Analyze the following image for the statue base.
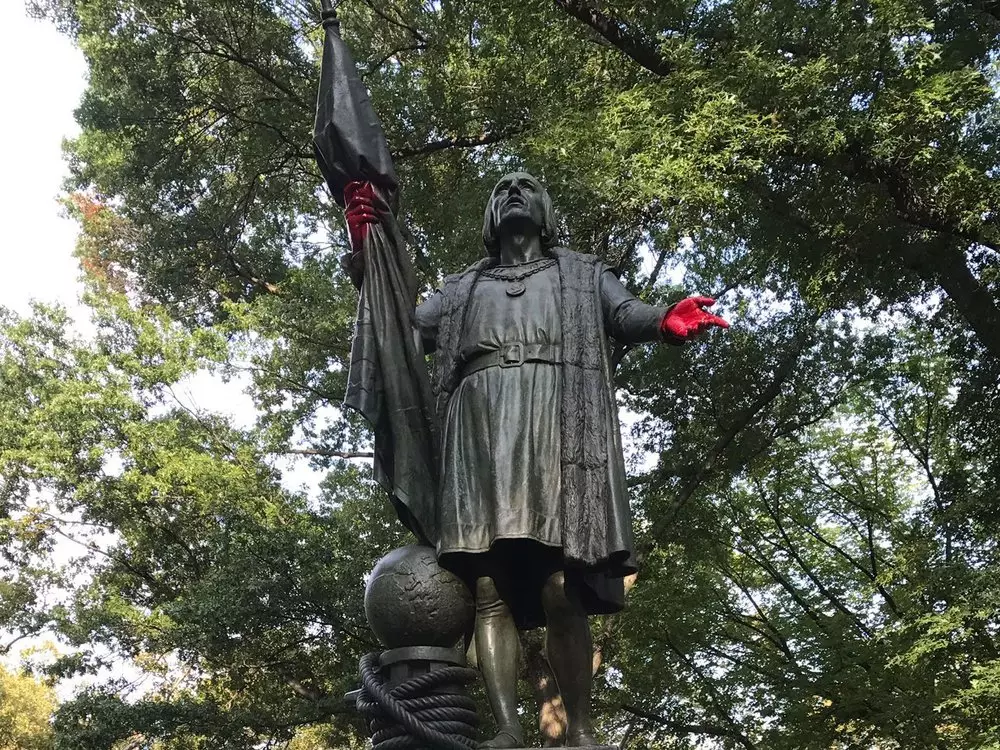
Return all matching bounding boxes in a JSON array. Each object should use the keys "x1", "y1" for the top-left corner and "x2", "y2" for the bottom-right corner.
[{"x1": 349, "y1": 646, "x2": 481, "y2": 750}]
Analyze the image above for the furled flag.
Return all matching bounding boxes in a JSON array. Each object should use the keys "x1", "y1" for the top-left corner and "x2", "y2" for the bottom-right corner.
[{"x1": 313, "y1": 0, "x2": 439, "y2": 545}]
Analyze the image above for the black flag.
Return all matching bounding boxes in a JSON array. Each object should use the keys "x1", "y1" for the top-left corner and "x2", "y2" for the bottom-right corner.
[
  {"x1": 313, "y1": 3, "x2": 396, "y2": 207},
  {"x1": 313, "y1": 2, "x2": 439, "y2": 545}
]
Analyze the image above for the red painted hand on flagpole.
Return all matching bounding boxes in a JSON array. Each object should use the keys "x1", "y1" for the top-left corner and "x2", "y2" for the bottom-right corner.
[
  {"x1": 661, "y1": 296, "x2": 729, "y2": 342},
  {"x1": 340, "y1": 180, "x2": 379, "y2": 288},
  {"x1": 344, "y1": 181, "x2": 379, "y2": 251}
]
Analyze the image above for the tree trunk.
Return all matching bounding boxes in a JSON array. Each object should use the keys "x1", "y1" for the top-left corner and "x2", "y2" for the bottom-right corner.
[
  {"x1": 893, "y1": 237, "x2": 1000, "y2": 360},
  {"x1": 930, "y1": 246, "x2": 1000, "y2": 361}
]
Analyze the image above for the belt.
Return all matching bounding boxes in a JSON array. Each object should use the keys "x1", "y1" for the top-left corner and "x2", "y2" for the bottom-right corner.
[{"x1": 460, "y1": 343, "x2": 562, "y2": 379}]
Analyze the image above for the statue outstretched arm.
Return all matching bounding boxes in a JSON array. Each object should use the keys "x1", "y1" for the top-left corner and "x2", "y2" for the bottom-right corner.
[
  {"x1": 600, "y1": 267, "x2": 728, "y2": 344},
  {"x1": 600, "y1": 268, "x2": 673, "y2": 344}
]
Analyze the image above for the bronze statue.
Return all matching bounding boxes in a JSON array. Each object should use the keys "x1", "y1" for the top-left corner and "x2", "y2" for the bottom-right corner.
[
  {"x1": 343, "y1": 172, "x2": 727, "y2": 748},
  {"x1": 313, "y1": 7, "x2": 727, "y2": 747}
]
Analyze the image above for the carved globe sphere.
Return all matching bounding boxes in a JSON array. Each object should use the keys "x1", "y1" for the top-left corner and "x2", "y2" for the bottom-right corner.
[{"x1": 364, "y1": 545, "x2": 474, "y2": 648}]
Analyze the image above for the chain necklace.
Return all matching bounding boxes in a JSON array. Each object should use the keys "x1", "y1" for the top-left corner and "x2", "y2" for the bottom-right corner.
[{"x1": 480, "y1": 257, "x2": 558, "y2": 297}]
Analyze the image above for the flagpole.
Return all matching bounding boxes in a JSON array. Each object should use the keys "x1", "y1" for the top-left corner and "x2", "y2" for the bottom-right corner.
[{"x1": 312, "y1": 0, "x2": 440, "y2": 544}]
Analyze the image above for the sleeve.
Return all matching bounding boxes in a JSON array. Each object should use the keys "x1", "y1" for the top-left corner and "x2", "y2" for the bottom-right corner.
[
  {"x1": 599, "y1": 267, "x2": 683, "y2": 345},
  {"x1": 414, "y1": 290, "x2": 443, "y2": 353}
]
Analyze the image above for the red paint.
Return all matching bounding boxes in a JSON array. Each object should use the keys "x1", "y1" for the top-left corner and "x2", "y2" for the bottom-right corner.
[
  {"x1": 661, "y1": 296, "x2": 729, "y2": 341},
  {"x1": 344, "y1": 180, "x2": 379, "y2": 252}
]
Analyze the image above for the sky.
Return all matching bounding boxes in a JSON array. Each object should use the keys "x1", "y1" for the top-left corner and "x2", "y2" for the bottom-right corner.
[{"x1": 0, "y1": 3, "x2": 89, "y2": 322}]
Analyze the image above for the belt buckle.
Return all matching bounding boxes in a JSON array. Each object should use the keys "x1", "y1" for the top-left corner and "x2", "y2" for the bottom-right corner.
[{"x1": 500, "y1": 342, "x2": 524, "y2": 367}]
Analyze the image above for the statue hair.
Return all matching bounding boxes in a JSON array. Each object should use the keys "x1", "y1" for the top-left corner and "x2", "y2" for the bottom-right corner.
[{"x1": 481, "y1": 175, "x2": 559, "y2": 257}]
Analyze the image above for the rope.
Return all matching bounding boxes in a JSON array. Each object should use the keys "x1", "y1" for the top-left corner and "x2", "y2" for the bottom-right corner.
[{"x1": 357, "y1": 652, "x2": 481, "y2": 750}]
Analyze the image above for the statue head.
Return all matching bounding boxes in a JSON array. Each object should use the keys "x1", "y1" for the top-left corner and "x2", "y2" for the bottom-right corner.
[{"x1": 482, "y1": 171, "x2": 559, "y2": 257}]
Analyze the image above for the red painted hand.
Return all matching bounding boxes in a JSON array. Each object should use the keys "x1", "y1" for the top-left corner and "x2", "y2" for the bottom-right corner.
[
  {"x1": 344, "y1": 180, "x2": 379, "y2": 253},
  {"x1": 661, "y1": 296, "x2": 730, "y2": 342}
]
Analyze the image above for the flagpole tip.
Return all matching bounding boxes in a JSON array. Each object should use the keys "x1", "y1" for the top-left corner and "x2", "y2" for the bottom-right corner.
[{"x1": 320, "y1": 0, "x2": 340, "y2": 30}]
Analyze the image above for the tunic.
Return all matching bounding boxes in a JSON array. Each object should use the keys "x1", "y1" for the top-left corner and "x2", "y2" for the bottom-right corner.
[{"x1": 439, "y1": 264, "x2": 563, "y2": 556}]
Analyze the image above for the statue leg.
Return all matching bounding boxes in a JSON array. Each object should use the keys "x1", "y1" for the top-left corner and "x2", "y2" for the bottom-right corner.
[
  {"x1": 476, "y1": 576, "x2": 525, "y2": 748},
  {"x1": 541, "y1": 570, "x2": 597, "y2": 747}
]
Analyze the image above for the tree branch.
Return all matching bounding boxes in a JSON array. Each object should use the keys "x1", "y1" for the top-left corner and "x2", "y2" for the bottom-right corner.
[
  {"x1": 760, "y1": 485, "x2": 873, "y2": 637},
  {"x1": 656, "y1": 630, "x2": 758, "y2": 749},
  {"x1": 646, "y1": 326, "x2": 815, "y2": 547},
  {"x1": 613, "y1": 701, "x2": 757, "y2": 749},
  {"x1": 160, "y1": 26, "x2": 310, "y2": 112},
  {"x1": 361, "y1": 43, "x2": 427, "y2": 77},
  {"x1": 553, "y1": 0, "x2": 674, "y2": 76},
  {"x1": 282, "y1": 448, "x2": 373, "y2": 459},
  {"x1": 392, "y1": 130, "x2": 515, "y2": 161}
]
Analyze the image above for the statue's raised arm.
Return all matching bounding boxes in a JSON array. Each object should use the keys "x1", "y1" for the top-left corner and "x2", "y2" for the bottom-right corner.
[{"x1": 313, "y1": 0, "x2": 439, "y2": 546}]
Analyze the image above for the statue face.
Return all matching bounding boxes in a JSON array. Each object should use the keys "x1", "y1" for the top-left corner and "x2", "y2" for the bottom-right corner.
[{"x1": 490, "y1": 172, "x2": 547, "y2": 233}]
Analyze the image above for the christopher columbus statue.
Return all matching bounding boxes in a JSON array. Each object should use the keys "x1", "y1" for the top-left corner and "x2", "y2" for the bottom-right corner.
[{"x1": 314, "y1": 6, "x2": 727, "y2": 748}]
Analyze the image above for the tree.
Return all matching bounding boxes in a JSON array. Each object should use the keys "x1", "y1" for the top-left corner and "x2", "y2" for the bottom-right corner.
[
  {"x1": 11, "y1": 0, "x2": 1000, "y2": 747},
  {"x1": 0, "y1": 666, "x2": 56, "y2": 750},
  {"x1": 0, "y1": 297, "x2": 404, "y2": 749}
]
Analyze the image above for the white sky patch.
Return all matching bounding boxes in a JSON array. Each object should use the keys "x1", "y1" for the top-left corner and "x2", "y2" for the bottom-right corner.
[
  {"x1": 0, "y1": 4, "x2": 94, "y2": 692},
  {"x1": 167, "y1": 369, "x2": 259, "y2": 430},
  {"x1": 0, "y1": 4, "x2": 88, "y2": 325}
]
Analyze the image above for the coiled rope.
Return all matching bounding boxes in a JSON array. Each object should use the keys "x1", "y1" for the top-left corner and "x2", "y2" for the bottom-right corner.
[{"x1": 356, "y1": 652, "x2": 480, "y2": 750}]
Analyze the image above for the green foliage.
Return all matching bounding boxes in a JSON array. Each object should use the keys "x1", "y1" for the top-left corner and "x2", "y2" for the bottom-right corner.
[
  {"x1": 7, "y1": 0, "x2": 1000, "y2": 747},
  {"x1": 0, "y1": 297, "x2": 402, "y2": 748},
  {"x1": 0, "y1": 666, "x2": 56, "y2": 750}
]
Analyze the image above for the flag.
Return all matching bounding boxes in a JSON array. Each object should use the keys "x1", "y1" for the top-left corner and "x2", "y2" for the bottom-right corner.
[{"x1": 313, "y1": 3, "x2": 439, "y2": 545}]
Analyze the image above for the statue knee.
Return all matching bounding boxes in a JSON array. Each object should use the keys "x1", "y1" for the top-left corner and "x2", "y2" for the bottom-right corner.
[
  {"x1": 476, "y1": 576, "x2": 509, "y2": 618},
  {"x1": 541, "y1": 570, "x2": 578, "y2": 622}
]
